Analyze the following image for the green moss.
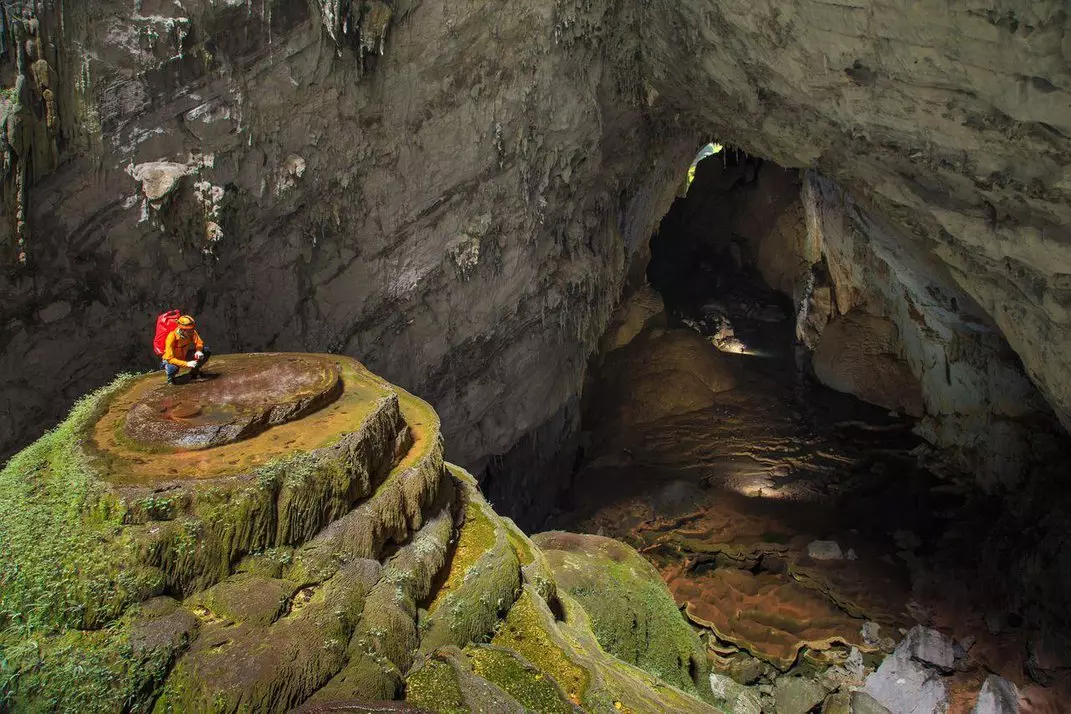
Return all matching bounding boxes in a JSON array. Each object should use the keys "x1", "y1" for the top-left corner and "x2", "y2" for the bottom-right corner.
[
  {"x1": 1, "y1": 614, "x2": 174, "y2": 713},
  {"x1": 236, "y1": 547, "x2": 295, "y2": 579},
  {"x1": 500, "y1": 517, "x2": 557, "y2": 601},
  {"x1": 0, "y1": 375, "x2": 159, "y2": 635},
  {"x1": 428, "y1": 499, "x2": 497, "y2": 614},
  {"x1": 420, "y1": 473, "x2": 521, "y2": 653},
  {"x1": 192, "y1": 574, "x2": 295, "y2": 627},
  {"x1": 491, "y1": 590, "x2": 589, "y2": 703},
  {"x1": 467, "y1": 646, "x2": 574, "y2": 714},
  {"x1": 570, "y1": 559, "x2": 706, "y2": 694},
  {"x1": 533, "y1": 533, "x2": 709, "y2": 698},
  {"x1": 405, "y1": 659, "x2": 468, "y2": 713}
]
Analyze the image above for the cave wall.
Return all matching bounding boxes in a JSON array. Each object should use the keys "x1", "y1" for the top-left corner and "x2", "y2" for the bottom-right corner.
[
  {"x1": 639, "y1": 0, "x2": 1071, "y2": 435},
  {"x1": 2, "y1": 0, "x2": 1070, "y2": 508},
  {"x1": 801, "y1": 173, "x2": 1059, "y2": 486},
  {"x1": 0, "y1": 0, "x2": 693, "y2": 465}
]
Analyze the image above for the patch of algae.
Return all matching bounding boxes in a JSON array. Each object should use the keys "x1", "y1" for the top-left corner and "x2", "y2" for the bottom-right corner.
[
  {"x1": 404, "y1": 658, "x2": 467, "y2": 714},
  {"x1": 532, "y1": 531, "x2": 710, "y2": 698},
  {"x1": 467, "y1": 646, "x2": 574, "y2": 714},
  {"x1": 491, "y1": 589, "x2": 590, "y2": 704}
]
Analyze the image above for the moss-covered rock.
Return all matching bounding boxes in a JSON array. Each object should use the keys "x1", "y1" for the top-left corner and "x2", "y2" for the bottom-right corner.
[
  {"x1": 532, "y1": 531, "x2": 711, "y2": 698},
  {"x1": 419, "y1": 467, "x2": 522, "y2": 654},
  {"x1": 1, "y1": 354, "x2": 723, "y2": 713},
  {"x1": 406, "y1": 648, "x2": 528, "y2": 714}
]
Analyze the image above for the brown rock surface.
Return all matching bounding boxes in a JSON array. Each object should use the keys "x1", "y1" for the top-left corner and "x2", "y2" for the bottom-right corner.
[
  {"x1": 812, "y1": 311, "x2": 925, "y2": 417},
  {"x1": 666, "y1": 564, "x2": 876, "y2": 670},
  {"x1": 123, "y1": 354, "x2": 342, "y2": 450}
]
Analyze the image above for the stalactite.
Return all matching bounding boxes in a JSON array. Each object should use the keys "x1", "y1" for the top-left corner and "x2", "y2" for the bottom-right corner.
[
  {"x1": 0, "y1": 0, "x2": 61, "y2": 268},
  {"x1": 318, "y1": 0, "x2": 393, "y2": 76}
]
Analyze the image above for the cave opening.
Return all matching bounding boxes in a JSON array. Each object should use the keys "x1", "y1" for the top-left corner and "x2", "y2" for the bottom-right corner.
[{"x1": 546, "y1": 144, "x2": 1071, "y2": 704}]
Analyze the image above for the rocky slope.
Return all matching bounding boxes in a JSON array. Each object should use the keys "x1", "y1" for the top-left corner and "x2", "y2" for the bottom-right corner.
[
  {"x1": 0, "y1": 354, "x2": 718, "y2": 712},
  {"x1": 2, "y1": 0, "x2": 1070, "y2": 515}
]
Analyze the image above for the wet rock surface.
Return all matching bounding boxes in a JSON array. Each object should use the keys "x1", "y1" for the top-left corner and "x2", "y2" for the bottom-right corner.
[{"x1": 123, "y1": 354, "x2": 342, "y2": 449}]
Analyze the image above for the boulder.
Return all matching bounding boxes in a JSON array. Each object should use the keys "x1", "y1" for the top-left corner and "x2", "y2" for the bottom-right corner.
[
  {"x1": 774, "y1": 676, "x2": 828, "y2": 714},
  {"x1": 808, "y1": 540, "x2": 845, "y2": 561},
  {"x1": 863, "y1": 634, "x2": 949, "y2": 714},
  {"x1": 852, "y1": 690, "x2": 893, "y2": 714},
  {"x1": 709, "y1": 673, "x2": 762, "y2": 714},
  {"x1": 904, "y1": 626, "x2": 954, "y2": 672},
  {"x1": 812, "y1": 311, "x2": 924, "y2": 417},
  {"x1": 971, "y1": 675, "x2": 1020, "y2": 714}
]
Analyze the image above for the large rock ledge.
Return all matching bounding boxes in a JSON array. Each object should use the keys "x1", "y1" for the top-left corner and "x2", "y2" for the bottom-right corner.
[{"x1": 0, "y1": 354, "x2": 719, "y2": 713}]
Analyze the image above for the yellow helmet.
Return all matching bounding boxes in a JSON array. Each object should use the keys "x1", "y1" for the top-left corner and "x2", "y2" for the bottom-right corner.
[{"x1": 177, "y1": 315, "x2": 196, "y2": 329}]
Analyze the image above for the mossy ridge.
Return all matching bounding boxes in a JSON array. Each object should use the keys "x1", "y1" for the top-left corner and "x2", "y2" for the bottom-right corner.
[
  {"x1": 501, "y1": 516, "x2": 558, "y2": 601},
  {"x1": 154, "y1": 558, "x2": 382, "y2": 713},
  {"x1": 466, "y1": 646, "x2": 576, "y2": 714},
  {"x1": 284, "y1": 434, "x2": 448, "y2": 586},
  {"x1": 532, "y1": 531, "x2": 710, "y2": 698},
  {"x1": 311, "y1": 501, "x2": 455, "y2": 703},
  {"x1": 426, "y1": 497, "x2": 497, "y2": 614},
  {"x1": 404, "y1": 647, "x2": 528, "y2": 714},
  {"x1": 420, "y1": 467, "x2": 522, "y2": 654},
  {"x1": 403, "y1": 658, "x2": 468, "y2": 713},
  {"x1": 490, "y1": 587, "x2": 591, "y2": 706},
  {"x1": 490, "y1": 586, "x2": 719, "y2": 714},
  {"x1": 549, "y1": 591, "x2": 718, "y2": 714}
]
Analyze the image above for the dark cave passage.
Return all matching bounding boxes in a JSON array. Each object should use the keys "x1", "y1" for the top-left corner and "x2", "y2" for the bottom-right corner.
[{"x1": 548, "y1": 146, "x2": 1071, "y2": 708}]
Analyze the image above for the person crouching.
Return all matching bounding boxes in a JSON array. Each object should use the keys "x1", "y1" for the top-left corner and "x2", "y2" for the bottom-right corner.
[{"x1": 162, "y1": 314, "x2": 211, "y2": 385}]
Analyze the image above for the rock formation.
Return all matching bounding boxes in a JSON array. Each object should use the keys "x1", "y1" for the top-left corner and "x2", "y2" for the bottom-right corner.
[
  {"x1": 0, "y1": 0, "x2": 1068, "y2": 515},
  {"x1": 0, "y1": 354, "x2": 719, "y2": 712},
  {"x1": 0, "y1": 0, "x2": 691, "y2": 487}
]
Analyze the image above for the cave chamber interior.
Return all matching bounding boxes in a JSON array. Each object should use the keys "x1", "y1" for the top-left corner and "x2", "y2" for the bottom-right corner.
[{"x1": 535, "y1": 144, "x2": 1071, "y2": 707}]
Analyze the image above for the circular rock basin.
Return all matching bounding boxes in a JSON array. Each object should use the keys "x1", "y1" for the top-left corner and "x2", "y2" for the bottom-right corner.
[{"x1": 124, "y1": 354, "x2": 343, "y2": 450}]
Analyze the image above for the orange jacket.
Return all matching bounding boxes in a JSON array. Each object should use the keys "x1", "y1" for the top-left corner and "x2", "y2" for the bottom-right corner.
[{"x1": 163, "y1": 329, "x2": 205, "y2": 367}]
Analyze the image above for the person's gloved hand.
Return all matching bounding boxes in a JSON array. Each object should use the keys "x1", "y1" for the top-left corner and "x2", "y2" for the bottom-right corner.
[
  {"x1": 187, "y1": 360, "x2": 199, "y2": 368},
  {"x1": 194, "y1": 351, "x2": 204, "y2": 360}
]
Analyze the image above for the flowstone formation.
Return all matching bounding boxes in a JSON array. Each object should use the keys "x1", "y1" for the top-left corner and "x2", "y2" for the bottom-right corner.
[{"x1": 0, "y1": 354, "x2": 717, "y2": 713}]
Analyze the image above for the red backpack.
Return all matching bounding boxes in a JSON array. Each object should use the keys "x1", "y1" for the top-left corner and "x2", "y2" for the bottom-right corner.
[{"x1": 153, "y1": 309, "x2": 182, "y2": 356}]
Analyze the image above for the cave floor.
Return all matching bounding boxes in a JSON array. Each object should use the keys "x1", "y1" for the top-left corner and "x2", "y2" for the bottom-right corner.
[{"x1": 550, "y1": 263, "x2": 1066, "y2": 711}]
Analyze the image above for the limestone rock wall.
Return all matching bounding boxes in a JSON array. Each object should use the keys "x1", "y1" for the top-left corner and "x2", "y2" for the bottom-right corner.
[
  {"x1": 640, "y1": 0, "x2": 1071, "y2": 435},
  {"x1": 3, "y1": 0, "x2": 1071, "y2": 504},
  {"x1": 0, "y1": 0, "x2": 692, "y2": 467},
  {"x1": 801, "y1": 173, "x2": 1059, "y2": 486}
]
